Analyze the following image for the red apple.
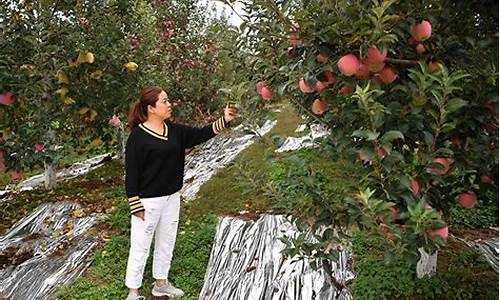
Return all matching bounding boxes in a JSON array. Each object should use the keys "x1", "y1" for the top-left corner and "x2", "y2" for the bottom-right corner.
[
  {"x1": 364, "y1": 47, "x2": 387, "y2": 72},
  {"x1": 130, "y1": 37, "x2": 141, "y2": 47},
  {"x1": 256, "y1": 81, "x2": 266, "y2": 94},
  {"x1": 311, "y1": 99, "x2": 328, "y2": 115},
  {"x1": 359, "y1": 151, "x2": 369, "y2": 162},
  {"x1": 317, "y1": 54, "x2": 328, "y2": 64},
  {"x1": 109, "y1": 117, "x2": 121, "y2": 127},
  {"x1": 480, "y1": 175, "x2": 493, "y2": 184},
  {"x1": 430, "y1": 157, "x2": 449, "y2": 175},
  {"x1": 337, "y1": 54, "x2": 360, "y2": 76},
  {"x1": 0, "y1": 92, "x2": 14, "y2": 106},
  {"x1": 427, "y1": 226, "x2": 448, "y2": 239},
  {"x1": 379, "y1": 67, "x2": 397, "y2": 83},
  {"x1": 288, "y1": 34, "x2": 299, "y2": 46},
  {"x1": 411, "y1": 20, "x2": 432, "y2": 42},
  {"x1": 355, "y1": 64, "x2": 370, "y2": 79},
  {"x1": 9, "y1": 170, "x2": 22, "y2": 180},
  {"x1": 416, "y1": 43, "x2": 425, "y2": 54},
  {"x1": 411, "y1": 177, "x2": 420, "y2": 195},
  {"x1": 315, "y1": 81, "x2": 326, "y2": 93},
  {"x1": 299, "y1": 78, "x2": 314, "y2": 93},
  {"x1": 323, "y1": 70, "x2": 336, "y2": 85},
  {"x1": 371, "y1": 74, "x2": 384, "y2": 84},
  {"x1": 458, "y1": 192, "x2": 477, "y2": 209},
  {"x1": 165, "y1": 19, "x2": 175, "y2": 27},
  {"x1": 34, "y1": 143, "x2": 44, "y2": 152},
  {"x1": 389, "y1": 205, "x2": 398, "y2": 223},
  {"x1": 377, "y1": 147, "x2": 386, "y2": 159},
  {"x1": 338, "y1": 85, "x2": 354, "y2": 94},
  {"x1": 260, "y1": 86, "x2": 274, "y2": 100},
  {"x1": 429, "y1": 62, "x2": 443, "y2": 73}
]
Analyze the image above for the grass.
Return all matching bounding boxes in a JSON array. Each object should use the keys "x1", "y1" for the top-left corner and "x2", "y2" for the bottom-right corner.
[{"x1": 351, "y1": 231, "x2": 499, "y2": 300}]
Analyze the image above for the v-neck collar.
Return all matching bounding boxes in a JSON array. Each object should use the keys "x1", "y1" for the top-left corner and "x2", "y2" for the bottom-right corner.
[{"x1": 139, "y1": 122, "x2": 169, "y2": 141}]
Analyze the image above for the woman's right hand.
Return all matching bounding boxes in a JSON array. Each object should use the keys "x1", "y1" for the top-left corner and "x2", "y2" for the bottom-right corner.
[{"x1": 133, "y1": 211, "x2": 145, "y2": 221}]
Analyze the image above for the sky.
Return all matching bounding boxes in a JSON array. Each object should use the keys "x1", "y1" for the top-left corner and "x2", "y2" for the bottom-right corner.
[{"x1": 206, "y1": 0, "x2": 245, "y2": 28}]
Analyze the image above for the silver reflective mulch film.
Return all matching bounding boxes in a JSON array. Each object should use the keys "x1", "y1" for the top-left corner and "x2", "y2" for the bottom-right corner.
[
  {"x1": 457, "y1": 237, "x2": 499, "y2": 273},
  {"x1": 0, "y1": 153, "x2": 113, "y2": 198},
  {"x1": 275, "y1": 123, "x2": 330, "y2": 153},
  {"x1": 200, "y1": 214, "x2": 354, "y2": 300},
  {"x1": 0, "y1": 202, "x2": 98, "y2": 299}
]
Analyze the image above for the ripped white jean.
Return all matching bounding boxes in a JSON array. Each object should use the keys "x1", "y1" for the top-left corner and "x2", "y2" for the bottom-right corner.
[{"x1": 125, "y1": 192, "x2": 180, "y2": 289}]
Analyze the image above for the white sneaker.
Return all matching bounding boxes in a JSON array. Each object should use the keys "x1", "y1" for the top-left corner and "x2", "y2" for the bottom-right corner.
[
  {"x1": 151, "y1": 281, "x2": 185, "y2": 297},
  {"x1": 126, "y1": 292, "x2": 145, "y2": 300}
]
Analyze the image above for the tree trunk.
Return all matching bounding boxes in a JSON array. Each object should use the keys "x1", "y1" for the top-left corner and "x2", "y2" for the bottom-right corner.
[
  {"x1": 44, "y1": 160, "x2": 57, "y2": 189},
  {"x1": 117, "y1": 120, "x2": 126, "y2": 162},
  {"x1": 44, "y1": 129, "x2": 57, "y2": 189},
  {"x1": 416, "y1": 247, "x2": 437, "y2": 278}
]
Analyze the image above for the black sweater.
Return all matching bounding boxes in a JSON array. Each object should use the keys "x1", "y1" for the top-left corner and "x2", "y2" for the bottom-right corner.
[{"x1": 125, "y1": 117, "x2": 229, "y2": 214}]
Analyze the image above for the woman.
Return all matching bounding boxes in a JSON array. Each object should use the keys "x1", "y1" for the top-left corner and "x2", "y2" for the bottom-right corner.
[{"x1": 124, "y1": 86, "x2": 236, "y2": 299}]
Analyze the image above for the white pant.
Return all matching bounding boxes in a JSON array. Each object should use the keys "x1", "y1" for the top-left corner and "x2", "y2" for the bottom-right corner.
[{"x1": 125, "y1": 192, "x2": 180, "y2": 289}]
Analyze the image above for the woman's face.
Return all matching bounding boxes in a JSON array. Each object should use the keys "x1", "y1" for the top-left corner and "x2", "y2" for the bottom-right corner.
[{"x1": 149, "y1": 90, "x2": 172, "y2": 120}]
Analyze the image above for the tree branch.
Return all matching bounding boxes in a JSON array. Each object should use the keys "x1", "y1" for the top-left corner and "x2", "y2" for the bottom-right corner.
[
  {"x1": 51, "y1": 0, "x2": 61, "y2": 18},
  {"x1": 385, "y1": 57, "x2": 419, "y2": 65}
]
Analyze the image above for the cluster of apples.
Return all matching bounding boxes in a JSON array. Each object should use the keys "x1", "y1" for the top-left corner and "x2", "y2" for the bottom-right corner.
[
  {"x1": 410, "y1": 20, "x2": 432, "y2": 54},
  {"x1": 391, "y1": 156, "x2": 494, "y2": 240},
  {"x1": 159, "y1": 18, "x2": 175, "y2": 39},
  {"x1": 180, "y1": 59, "x2": 198, "y2": 69},
  {"x1": 130, "y1": 36, "x2": 141, "y2": 48},
  {"x1": 264, "y1": 20, "x2": 435, "y2": 115},
  {"x1": 337, "y1": 47, "x2": 397, "y2": 84},
  {"x1": 428, "y1": 157, "x2": 482, "y2": 209},
  {"x1": 338, "y1": 21, "x2": 431, "y2": 78},
  {"x1": 411, "y1": 157, "x2": 482, "y2": 210}
]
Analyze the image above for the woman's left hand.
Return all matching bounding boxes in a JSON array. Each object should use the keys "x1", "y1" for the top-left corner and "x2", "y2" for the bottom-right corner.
[{"x1": 224, "y1": 103, "x2": 236, "y2": 123}]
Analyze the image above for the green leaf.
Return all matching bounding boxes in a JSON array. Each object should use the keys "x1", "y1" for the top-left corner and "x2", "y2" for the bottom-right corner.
[
  {"x1": 239, "y1": 22, "x2": 246, "y2": 32},
  {"x1": 380, "y1": 130, "x2": 404, "y2": 143},
  {"x1": 352, "y1": 129, "x2": 380, "y2": 141},
  {"x1": 423, "y1": 131, "x2": 434, "y2": 147},
  {"x1": 430, "y1": 90, "x2": 442, "y2": 103},
  {"x1": 218, "y1": 88, "x2": 232, "y2": 95},
  {"x1": 277, "y1": 81, "x2": 292, "y2": 96},
  {"x1": 441, "y1": 122, "x2": 456, "y2": 133},
  {"x1": 445, "y1": 98, "x2": 468, "y2": 114}
]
